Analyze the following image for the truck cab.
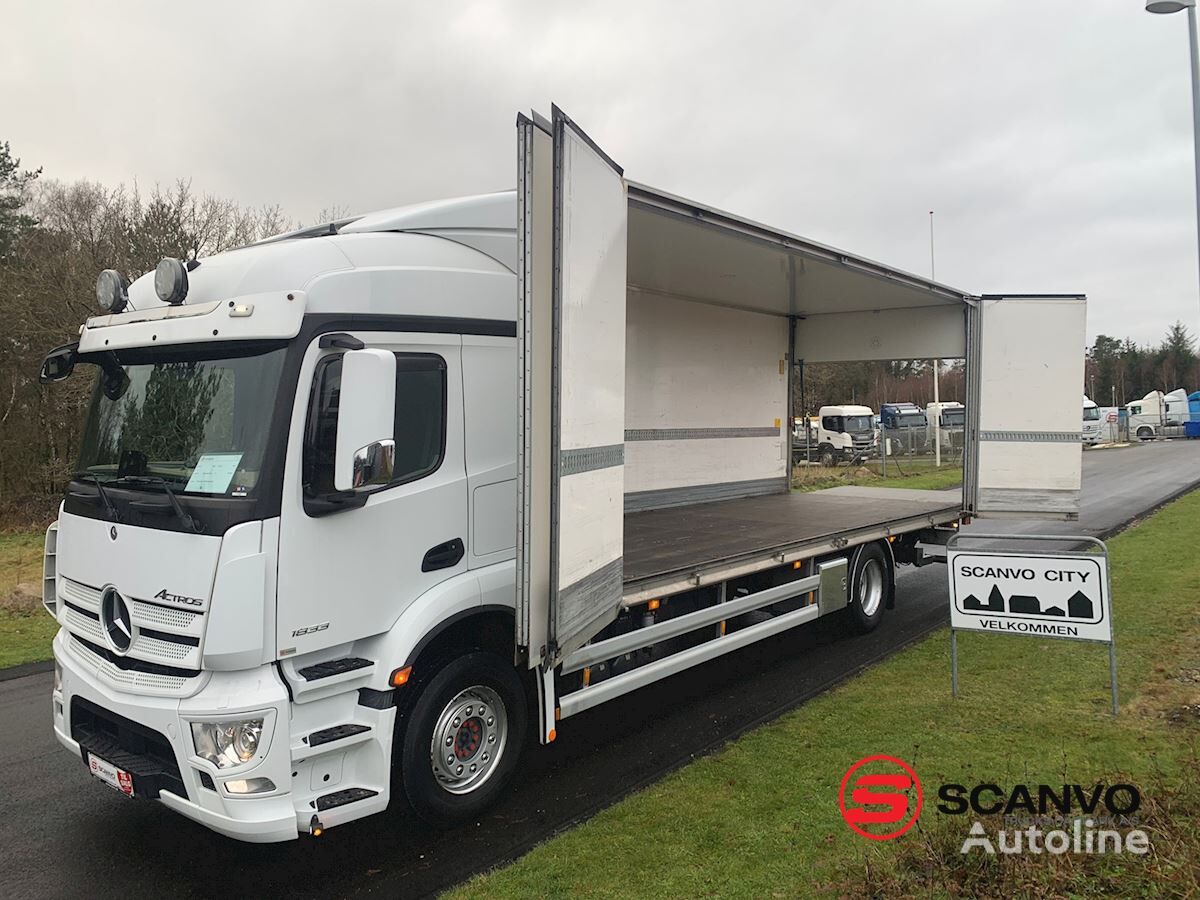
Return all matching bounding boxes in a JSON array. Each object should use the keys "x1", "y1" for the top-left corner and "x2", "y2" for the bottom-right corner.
[
  {"x1": 1082, "y1": 395, "x2": 1101, "y2": 445},
  {"x1": 879, "y1": 402, "x2": 928, "y2": 455},
  {"x1": 925, "y1": 401, "x2": 965, "y2": 451},
  {"x1": 40, "y1": 193, "x2": 523, "y2": 841},
  {"x1": 814, "y1": 405, "x2": 876, "y2": 466},
  {"x1": 1128, "y1": 388, "x2": 1189, "y2": 440}
]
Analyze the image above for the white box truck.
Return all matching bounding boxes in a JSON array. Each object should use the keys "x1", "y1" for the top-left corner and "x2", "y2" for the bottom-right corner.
[{"x1": 37, "y1": 107, "x2": 1086, "y2": 842}]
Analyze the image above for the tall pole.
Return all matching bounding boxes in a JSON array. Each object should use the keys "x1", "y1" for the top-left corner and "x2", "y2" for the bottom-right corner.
[
  {"x1": 1148, "y1": 0, "x2": 1200, "y2": 361},
  {"x1": 929, "y1": 210, "x2": 936, "y2": 281},
  {"x1": 930, "y1": 210, "x2": 941, "y2": 468},
  {"x1": 1188, "y1": 5, "x2": 1200, "y2": 329}
]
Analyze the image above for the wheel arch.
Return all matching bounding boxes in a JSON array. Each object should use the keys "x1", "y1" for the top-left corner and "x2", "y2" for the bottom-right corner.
[{"x1": 851, "y1": 538, "x2": 896, "y2": 610}]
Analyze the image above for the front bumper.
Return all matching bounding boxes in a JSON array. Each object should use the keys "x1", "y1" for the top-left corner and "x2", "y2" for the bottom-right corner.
[{"x1": 53, "y1": 630, "x2": 299, "y2": 842}]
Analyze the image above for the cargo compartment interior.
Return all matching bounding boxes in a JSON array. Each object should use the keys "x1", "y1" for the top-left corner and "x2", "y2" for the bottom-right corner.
[{"x1": 618, "y1": 183, "x2": 972, "y2": 598}]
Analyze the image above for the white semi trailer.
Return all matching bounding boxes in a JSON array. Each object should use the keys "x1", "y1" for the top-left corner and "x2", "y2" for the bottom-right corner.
[{"x1": 37, "y1": 108, "x2": 1086, "y2": 842}]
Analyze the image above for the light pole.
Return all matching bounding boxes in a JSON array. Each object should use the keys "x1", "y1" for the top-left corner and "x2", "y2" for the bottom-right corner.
[{"x1": 1147, "y1": 0, "x2": 1200, "y2": 329}]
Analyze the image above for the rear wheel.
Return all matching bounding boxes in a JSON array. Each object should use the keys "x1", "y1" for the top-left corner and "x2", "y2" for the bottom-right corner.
[
  {"x1": 398, "y1": 651, "x2": 527, "y2": 828},
  {"x1": 846, "y1": 542, "x2": 891, "y2": 634}
]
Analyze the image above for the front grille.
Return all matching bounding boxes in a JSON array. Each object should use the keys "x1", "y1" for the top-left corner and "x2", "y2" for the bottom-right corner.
[
  {"x1": 129, "y1": 599, "x2": 198, "y2": 630},
  {"x1": 69, "y1": 634, "x2": 199, "y2": 694},
  {"x1": 60, "y1": 578, "x2": 204, "y2": 669},
  {"x1": 70, "y1": 696, "x2": 185, "y2": 800}
]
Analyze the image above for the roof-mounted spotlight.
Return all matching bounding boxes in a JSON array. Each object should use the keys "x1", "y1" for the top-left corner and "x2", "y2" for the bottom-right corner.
[
  {"x1": 95, "y1": 269, "x2": 129, "y2": 313},
  {"x1": 154, "y1": 257, "x2": 189, "y2": 305}
]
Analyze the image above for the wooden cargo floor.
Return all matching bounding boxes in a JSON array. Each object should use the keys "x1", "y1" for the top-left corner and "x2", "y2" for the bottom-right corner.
[{"x1": 622, "y1": 485, "x2": 962, "y2": 589}]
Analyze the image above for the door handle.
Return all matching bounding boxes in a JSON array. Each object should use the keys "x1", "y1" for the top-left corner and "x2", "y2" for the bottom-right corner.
[{"x1": 421, "y1": 538, "x2": 465, "y2": 572}]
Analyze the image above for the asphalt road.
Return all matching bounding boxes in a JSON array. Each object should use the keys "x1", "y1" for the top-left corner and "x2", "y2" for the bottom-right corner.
[{"x1": 3, "y1": 440, "x2": 1198, "y2": 899}]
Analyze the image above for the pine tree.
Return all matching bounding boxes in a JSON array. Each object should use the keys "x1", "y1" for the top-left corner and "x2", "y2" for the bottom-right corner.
[{"x1": 0, "y1": 140, "x2": 41, "y2": 264}]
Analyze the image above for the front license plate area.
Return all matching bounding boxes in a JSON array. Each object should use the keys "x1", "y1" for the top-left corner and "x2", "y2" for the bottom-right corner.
[{"x1": 87, "y1": 752, "x2": 135, "y2": 797}]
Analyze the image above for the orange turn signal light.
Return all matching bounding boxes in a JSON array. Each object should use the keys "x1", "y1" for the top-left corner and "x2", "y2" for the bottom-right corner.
[
  {"x1": 390, "y1": 666, "x2": 412, "y2": 687},
  {"x1": 548, "y1": 729, "x2": 557, "y2": 742},
  {"x1": 647, "y1": 599, "x2": 661, "y2": 611},
  {"x1": 792, "y1": 560, "x2": 803, "y2": 570}
]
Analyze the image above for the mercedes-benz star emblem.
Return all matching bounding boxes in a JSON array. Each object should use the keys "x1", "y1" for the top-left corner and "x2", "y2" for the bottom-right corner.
[
  {"x1": 109, "y1": 525, "x2": 118, "y2": 541},
  {"x1": 100, "y1": 587, "x2": 135, "y2": 654}
]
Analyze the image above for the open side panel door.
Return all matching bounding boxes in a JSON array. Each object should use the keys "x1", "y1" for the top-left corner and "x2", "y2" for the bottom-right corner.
[
  {"x1": 965, "y1": 294, "x2": 1086, "y2": 520},
  {"x1": 516, "y1": 107, "x2": 627, "y2": 668},
  {"x1": 515, "y1": 113, "x2": 553, "y2": 667}
]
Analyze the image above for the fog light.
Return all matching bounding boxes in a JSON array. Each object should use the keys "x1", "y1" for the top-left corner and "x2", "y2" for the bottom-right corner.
[
  {"x1": 154, "y1": 258, "x2": 189, "y2": 305},
  {"x1": 224, "y1": 777, "x2": 276, "y2": 795},
  {"x1": 95, "y1": 269, "x2": 129, "y2": 312}
]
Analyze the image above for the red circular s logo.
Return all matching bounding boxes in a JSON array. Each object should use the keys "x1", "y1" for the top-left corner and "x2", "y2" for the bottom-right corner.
[{"x1": 838, "y1": 754, "x2": 923, "y2": 840}]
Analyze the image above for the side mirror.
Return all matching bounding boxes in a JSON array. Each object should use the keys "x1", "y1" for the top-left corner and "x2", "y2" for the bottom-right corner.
[
  {"x1": 39, "y1": 343, "x2": 79, "y2": 384},
  {"x1": 334, "y1": 348, "x2": 397, "y2": 492}
]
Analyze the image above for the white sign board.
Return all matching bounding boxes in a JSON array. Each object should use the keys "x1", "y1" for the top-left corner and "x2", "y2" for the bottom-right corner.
[{"x1": 948, "y1": 550, "x2": 1111, "y2": 643}]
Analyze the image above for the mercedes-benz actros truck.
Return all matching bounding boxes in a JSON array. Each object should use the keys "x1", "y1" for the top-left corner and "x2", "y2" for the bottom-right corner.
[{"x1": 37, "y1": 107, "x2": 1087, "y2": 842}]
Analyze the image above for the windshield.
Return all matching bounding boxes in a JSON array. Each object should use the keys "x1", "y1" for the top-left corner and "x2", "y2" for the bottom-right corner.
[
  {"x1": 941, "y1": 409, "x2": 965, "y2": 426},
  {"x1": 1083, "y1": 406, "x2": 1100, "y2": 421},
  {"x1": 896, "y1": 413, "x2": 926, "y2": 428},
  {"x1": 843, "y1": 416, "x2": 873, "y2": 432},
  {"x1": 76, "y1": 343, "x2": 287, "y2": 496}
]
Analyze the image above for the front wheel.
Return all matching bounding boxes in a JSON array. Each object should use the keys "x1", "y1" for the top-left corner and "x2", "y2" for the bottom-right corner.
[
  {"x1": 846, "y1": 542, "x2": 891, "y2": 634},
  {"x1": 398, "y1": 651, "x2": 528, "y2": 828},
  {"x1": 1136, "y1": 427, "x2": 1153, "y2": 441}
]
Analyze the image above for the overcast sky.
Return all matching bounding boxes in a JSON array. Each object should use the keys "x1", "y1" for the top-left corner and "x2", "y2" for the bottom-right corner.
[{"x1": 3, "y1": 0, "x2": 1198, "y2": 345}]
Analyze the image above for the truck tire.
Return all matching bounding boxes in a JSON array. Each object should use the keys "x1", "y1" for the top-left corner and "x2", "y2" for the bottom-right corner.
[
  {"x1": 398, "y1": 651, "x2": 528, "y2": 828},
  {"x1": 819, "y1": 445, "x2": 836, "y2": 468},
  {"x1": 1136, "y1": 427, "x2": 1153, "y2": 441},
  {"x1": 846, "y1": 542, "x2": 890, "y2": 634}
]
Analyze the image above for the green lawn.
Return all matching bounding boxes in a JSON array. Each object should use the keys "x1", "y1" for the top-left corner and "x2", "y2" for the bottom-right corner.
[
  {"x1": 0, "y1": 531, "x2": 57, "y2": 669},
  {"x1": 452, "y1": 490, "x2": 1200, "y2": 898},
  {"x1": 794, "y1": 463, "x2": 962, "y2": 493}
]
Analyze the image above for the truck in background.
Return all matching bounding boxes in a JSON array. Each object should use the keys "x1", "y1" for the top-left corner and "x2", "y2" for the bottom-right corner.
[
  {"x1": 926, "y1": 401, "x2": 965, "y2": 452},
  {"x1": 810, "y1": 405, "x2": 876, "y2": 466},
  {"x1": 879, "y1": 402, "x2": 928, "y2": 455},
  {"x1": 1082, "y1": 395, "x2": 1101, "y2": 445},
  {"x1": 35, "y1": 106, "x2": 1088, "y2": 844},
  {"x1": 1128, "y1": 388, "x2": 1190, "y2": 439}
]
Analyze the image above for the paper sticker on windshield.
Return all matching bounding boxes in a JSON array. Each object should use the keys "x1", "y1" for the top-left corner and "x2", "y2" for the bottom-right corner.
[{"x1": 186, "y1": 453, "x2": 243, "y2": 494}]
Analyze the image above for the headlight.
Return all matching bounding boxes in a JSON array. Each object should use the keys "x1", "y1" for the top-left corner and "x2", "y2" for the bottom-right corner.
[{"x1": 191, "y1": 718, "x2": 265, "y2": 769}]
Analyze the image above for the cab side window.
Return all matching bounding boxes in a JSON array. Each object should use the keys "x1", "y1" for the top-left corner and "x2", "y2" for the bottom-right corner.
[{"x1": 303, "y1": 351, "x2": 447, "y2": 497}]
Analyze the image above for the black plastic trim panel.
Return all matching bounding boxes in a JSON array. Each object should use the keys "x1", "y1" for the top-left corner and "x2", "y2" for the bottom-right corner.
[
  {"x1": 296, "y1": 656, "x2": 371, "y2": 681},
  {"x1": 357, "y1": 687, "x2": 397, "y2": 710},
  {"x1": 308, "y1": 723, "x2": 371, "y2": 747},
  {"x1": 315, "y1": 786, "x2": 378, "y2": 811}
]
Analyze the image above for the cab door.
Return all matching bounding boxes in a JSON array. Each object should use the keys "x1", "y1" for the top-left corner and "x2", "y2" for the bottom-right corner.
[
  {"x1": 276, "y1": 331, "x2": 466, "y2": 655},
  {"x1": 965, "y1": 295, "x2": 1086, "y2": 520}
]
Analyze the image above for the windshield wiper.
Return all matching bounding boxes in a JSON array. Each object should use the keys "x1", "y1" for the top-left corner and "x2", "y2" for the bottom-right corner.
[
  {"x1": 118, "y1": 476, "x2": 201, "y2": 533},
  {"x1": 70, "y1": 473, "x2": 119, "y2": 522}
]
